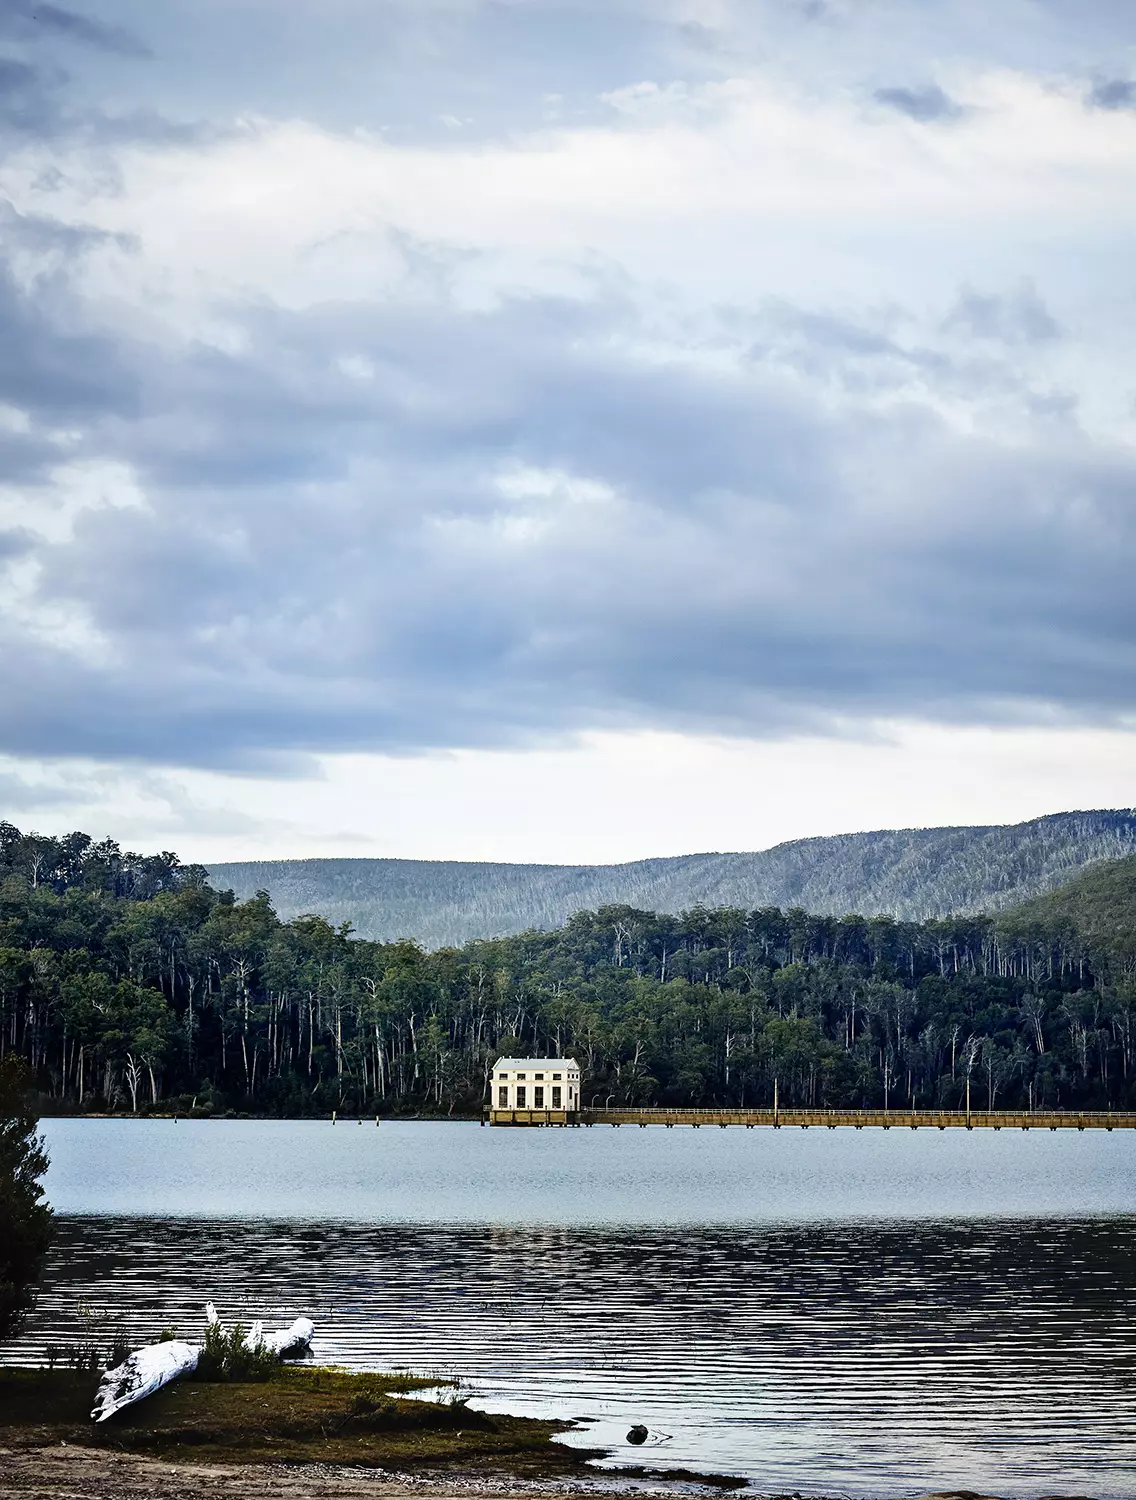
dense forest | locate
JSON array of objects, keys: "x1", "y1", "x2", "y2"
[
  {"x1": 209, "y1": 809, "x2": 1136, "y2": 945},
  {"x1": 2, "y1": 821, "x2": 1135, "y2": 1118}
]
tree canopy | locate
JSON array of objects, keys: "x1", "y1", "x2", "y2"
[{"x1": 1, "y1": 822, "x2": 1134, "y2": 1119}]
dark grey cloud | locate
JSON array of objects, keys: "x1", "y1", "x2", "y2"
[
  {"x1": 0, "y1": 2, "x2": 207, "y2": 148},
  {"x1": 0, "y1": 214, "x2": 1133, "y2": 773},
  {"x1": 1088, "y1": 77, "x2": 1136, "y2": 110},
  {"x1": 0, "y1": 209, "x2": 140, "y2": 447},
  {"x1": 0, "y1": 528, "x2": 35, "y2": 562},
  {"x1": 0, "y1": 56, "x2": 67, "y2": 132},
  {"x1": 0, "y1": 1, "x2": 150, "y2": 58},
  {"x1": 874, "y1": 84, "x2": 964, "y2": 121},
  {"x1": 0, "y1": 54, "x2": 208, "y2": 146},
  {"x1": 0, "y1": 1, "x2": 1134, "y2": 775}
]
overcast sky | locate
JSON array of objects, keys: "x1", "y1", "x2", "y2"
[{"x1": 1, "y1": 0, "x2": 1134, "y2": 864}]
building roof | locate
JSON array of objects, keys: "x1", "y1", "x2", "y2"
[{"x1": 492, "y1": 1057, "x2": 579, "y2": 1070}]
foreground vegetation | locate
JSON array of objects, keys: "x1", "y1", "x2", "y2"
[
  {"x1": 2, "y1": 821, "x2": 1135, "y2": 1115},
  {"x1": 0, "y1": 1058, "x2": 53, "y2": 1339},
  {"x1": 0, "y1": 1364, "x2": 599, "y2": 1474}
]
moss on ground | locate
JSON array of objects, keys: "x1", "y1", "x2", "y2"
[{"x1": 0, "y1": 1366, "x2": 604, "y2": 1475}]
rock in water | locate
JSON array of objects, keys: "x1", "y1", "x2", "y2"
[
  {"x1": 627, "y1": 1424, "x2": 649, "y2": 1445},
  {"x1": 90, "y1": 1340, "x2": 199, "y2": 1422}
]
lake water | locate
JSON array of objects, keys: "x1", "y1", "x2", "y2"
[{"x1": 11, "y1": 1119, "x2": 1136, "y2": 1498}]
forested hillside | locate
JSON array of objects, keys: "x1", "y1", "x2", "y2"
[
  {"x1": 998, "y1": 856, "x2": 1136, "y2": 975},
  {"x1": 3, "y1": 820, "x2": 1135, "y2": 1119},
  {"x1": 208, "y1": 810, "x2": 1136, "y2": 946}
]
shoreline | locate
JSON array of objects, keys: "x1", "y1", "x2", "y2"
[
  {"x1": 0, "y1": 1370, "x2": 1098, "y2": 1500},
  {"x1": 0, "y1": 1446, "x2": 1092, "y2": 1500},
  {"x1": 0, "y1": 1367, "x2": 748, "y2": 1495},
  {"x1": 48, "y1": 1115, "x2": 503, "y2": 1124}
]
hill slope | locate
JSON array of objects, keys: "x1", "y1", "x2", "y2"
[
  {"x1": 998, "y1": 852, "x2": 1136, "y2": 972},
  {"x1": 207, "y1": 808, "x2": 1136, "y2": 947}
]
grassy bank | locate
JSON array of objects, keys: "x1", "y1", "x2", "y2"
[{"x1": 0, "y1": 1365, "x2": 604, "y2": 1476}]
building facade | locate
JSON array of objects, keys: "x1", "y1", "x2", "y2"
[{"x1": 488, "y1": 1057, "x2": 581, "y2": 1124}]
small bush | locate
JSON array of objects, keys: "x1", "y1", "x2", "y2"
[
  {"x1": 43, "y1": 1340, "x2": 101, "y2": 1371},
  {"x1": 194, "y1": 1320, "x2": 279, "y2": 1383}
]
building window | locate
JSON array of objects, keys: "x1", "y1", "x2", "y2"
[
  {"x1": 498, "y1": 1072, "x2": 507, "y2": 1079},
  {"x1": 552, "y1": 1086, "x2": 562, "y2": 1107},
  {"x1": 498, "y1": 1087, "x2": 508, "y2": 1107},
  {"x1": 535, "y1": 1086, "x2": 545, "y2": 1107},
  {"x1": 553, "y1": 1073, "x2": 562, "y2": 1080},
  {"x1": 535, "y1": 1073, "x2": 544, "y2": 1080},
  {"x1": 516, "y1": 1086, "x2": 526, "y2": 1107},
  {"x1": 517, "y1": 1073, "x2": 525, "y2": 1080}
]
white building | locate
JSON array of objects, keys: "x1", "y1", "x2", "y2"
[{"x1": 489, "y1": 1057, "x2": 581, "y2": 1123}]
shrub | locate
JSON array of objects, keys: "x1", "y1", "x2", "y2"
[
  {"x1": 0, "y1": 1058, "x2": 54, "y2": 1342},
  {"x1": 194, "y1": 1320, "x2": 279, "y2": 1382}
]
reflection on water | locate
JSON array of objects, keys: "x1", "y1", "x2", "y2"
[{"x1": 9, "y1": 1214, "x2": 1136, "y2": 1498}]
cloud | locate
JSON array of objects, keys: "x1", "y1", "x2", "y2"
[
  {"x1": 0, "y1": 528, "x2": 35, "y2": 562},
  {"x1": 1088, "y1": 78, "x2": 1136, "y2": 111},
  {"x1": 873, "y1": 84, "x2": 964, "y2": 121},
  {"x1": 0, "y1": 8, "x2": 1134, "y2": 779},
  {"x1": 0, "y1": 768, "x2": 87, "y2": 811},
  {"x1": 0, "y1": 248, "x2": 1133, "y2": 772},
  {"x1": 0, "y1": 57, "x2": 67, "y2": 134},
  {"x1": 0, "y1": 211, "x2": 140, "y2": 451},
  {"x1": 0, "y1": 1, "x2": 150, "y2": 58},
  {"x1": 943, "y1": 283, "x2": 1062, "y2": 345}
]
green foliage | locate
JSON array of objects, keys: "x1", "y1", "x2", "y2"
[
  {"x1": 996, "y1": 854, "x2": 1136, "y2": 976},
  {"x1": 0, "y1": 1057, "x2": 54, "y2": 1342},
  {"x1": 194, "y1": 1320, "x2": 279, "y2": 1383},
  {"x1": 2, "y1": 819, "x2": 1136, "y2": 1118}
]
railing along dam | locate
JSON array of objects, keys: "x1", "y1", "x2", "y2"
[{"x1": 487, "y1": 1106, "x2": 1136, "y2": 1130}]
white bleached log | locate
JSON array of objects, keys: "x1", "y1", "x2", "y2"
[
  {"x1": 259, "y1": 1316, "x2": 314, "y2": 1356},
  {"x1": 89, "y1": 1306, "x2": 315, "y2": 1424},
  {"x1": 207, "y1": 1302, "x2": 315, "y2": 1362},
  {"x1": 90, "y1": 1339, "x2": 199, "y2": 1422},
  {"x1": 205, "y1": 1301, "x2": 313, "y2": 1356}
]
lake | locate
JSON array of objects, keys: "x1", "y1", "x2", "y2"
[{"x1": 11, "y1": 1119, "x2": 1136, "y2": 1498}]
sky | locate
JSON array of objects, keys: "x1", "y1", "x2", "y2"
[{"x1": 0, "y1": 0, "x2": 1134, "y2": 865}]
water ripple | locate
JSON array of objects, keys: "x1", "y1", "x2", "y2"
[{"x1": 8, "y1": 1215, "x2": 1136, "y2": 1499}]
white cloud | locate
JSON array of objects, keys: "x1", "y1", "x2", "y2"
[
  {"x1": 5, "y1": 722, "x2": 1135, "y2": 864},
  {"x1": 10, "y1": 67, "x2": 1136, "y2": 323}
]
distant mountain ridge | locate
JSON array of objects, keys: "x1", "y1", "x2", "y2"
[{"x1": 207, "y1": 809, "x2": 1136, "y2": 948}]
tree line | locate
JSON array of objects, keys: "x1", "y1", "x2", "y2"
[{"x1": 2, "y1": 822, "x2": 1135, "y2": 1117}]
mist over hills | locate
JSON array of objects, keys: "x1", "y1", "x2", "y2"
[{"x1": 207, "y1": 809, "x2": 1136, "y2": 948}]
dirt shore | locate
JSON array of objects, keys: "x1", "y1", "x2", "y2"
[
  {"x1": 0, "y1": 1446, "x2": 724, "y2": 1500},
  {"x1": 0, "y1": 1445, "x2": 1078, "y2": 1500}
]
